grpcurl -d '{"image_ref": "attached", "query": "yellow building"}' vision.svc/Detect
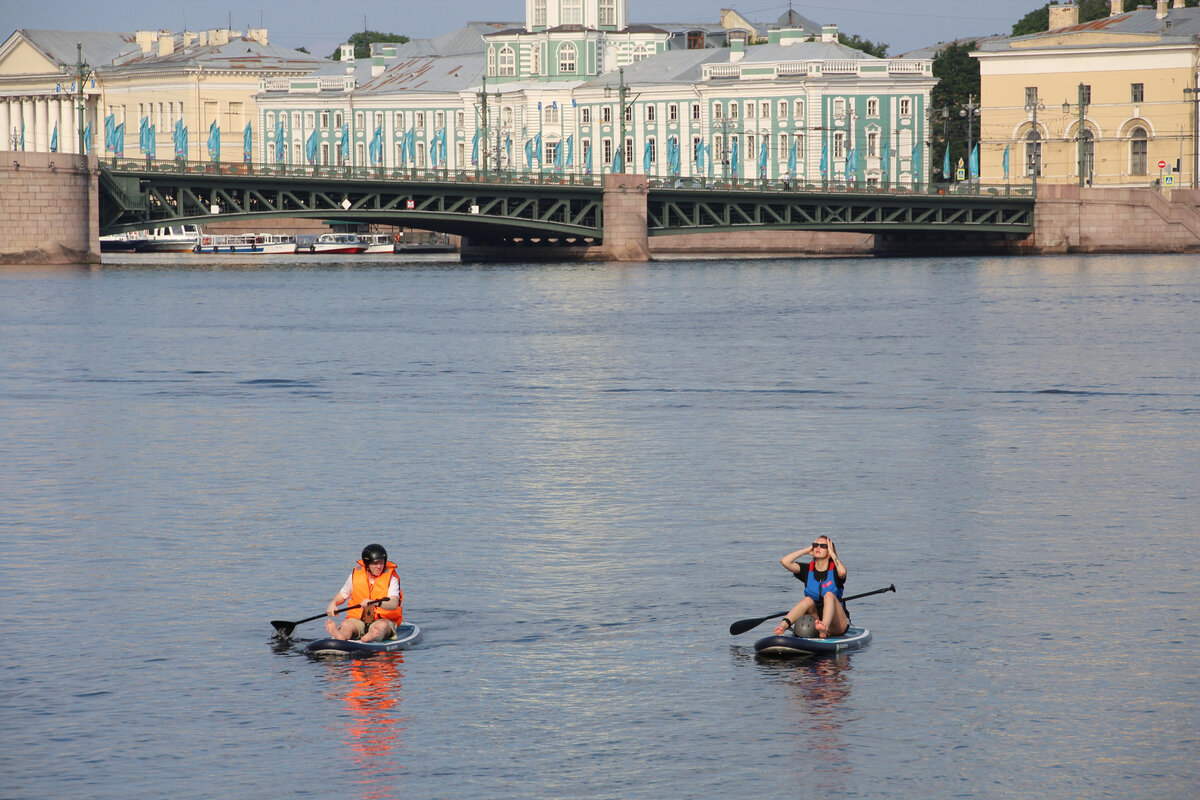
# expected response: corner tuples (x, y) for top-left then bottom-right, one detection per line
(973, 0), (1200, 189)
(0, 27), (324, 159)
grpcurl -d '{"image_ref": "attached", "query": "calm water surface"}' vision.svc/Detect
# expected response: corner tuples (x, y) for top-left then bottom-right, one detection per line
(1, 253), (1196, 799)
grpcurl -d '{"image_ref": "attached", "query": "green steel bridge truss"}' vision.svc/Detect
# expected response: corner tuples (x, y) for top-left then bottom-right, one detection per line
(98, 163), (1034, 242)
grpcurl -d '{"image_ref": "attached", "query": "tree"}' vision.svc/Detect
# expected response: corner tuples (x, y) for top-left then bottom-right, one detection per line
(839, 33), (889, 58)
(929, 42), (981, 181)
(331, 31), (411, 61)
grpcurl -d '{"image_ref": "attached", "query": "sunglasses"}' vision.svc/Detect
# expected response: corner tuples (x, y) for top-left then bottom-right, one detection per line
(811, 542), (828, 549)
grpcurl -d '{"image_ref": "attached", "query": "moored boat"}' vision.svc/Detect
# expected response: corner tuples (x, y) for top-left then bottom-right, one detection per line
(193, 233), (264, 254)
(139, 224), (202, 253)
(254, 233), (298, 254)
(306, 622), (422, 656)
(361, 233), (396, 254)
(99, 231), (148, 252)
(301, 233), (366, 254)
(754, 625), (872, 657)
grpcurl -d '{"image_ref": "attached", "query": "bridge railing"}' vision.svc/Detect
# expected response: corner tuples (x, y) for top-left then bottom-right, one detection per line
(101, 158), (1035, 197)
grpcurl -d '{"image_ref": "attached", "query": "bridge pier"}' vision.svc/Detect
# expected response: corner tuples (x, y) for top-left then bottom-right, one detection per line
(0, 152), (100, 265)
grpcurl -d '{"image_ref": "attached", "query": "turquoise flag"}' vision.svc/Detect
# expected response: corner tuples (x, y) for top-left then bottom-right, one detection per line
(612, 142), (622, 173)
(505, 133), (511, 166)
(970, 144), (979, 180)
(104, 114), (115, 152)
(244, 122), (252, 163)
(84, 121), (92, 154)
(695, 138), (705, 171)
(845, 146), (855, 181)
(787, 139), (796, 176)
(148, 124), (155, 158)
(274, 120), (285, 163)
(554, 139), (564, 171)
(566, 135), (573, 170)
(471, 130), (479, 166)
(113, 122), (124, 156)
(819, 141), (828, 176)
(669, 137), (680, 176)
(731, 137), (739, 178)
(943, 146), (951, 179)
(524, 138), (534, 167)
(207, 121), (220, 161)
(399, 129), (408, 167)
(1003, 144), (1010, 179)
(583, 139), (591, 175)
(305, 130), (317, 164)
(339, 123), (348, 162)
(758, 138), (768, 179)
(51, 123), (58, 153)
(643, 140), (651, 174)
(912, 141), (921, 183)
(882, 139), (890, 177)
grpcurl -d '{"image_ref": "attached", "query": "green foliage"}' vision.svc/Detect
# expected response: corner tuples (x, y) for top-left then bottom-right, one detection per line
(331, 31), (411, 61)
(839, 33), (889, 58)
(295, 46), (309, 54)
(929, 42), (981, 180)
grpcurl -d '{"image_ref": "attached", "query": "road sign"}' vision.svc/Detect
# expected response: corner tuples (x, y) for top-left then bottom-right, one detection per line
(956, 168), (966, 180)
(1158, 160), (1167, 169)
(1164, 174), (1175, 186)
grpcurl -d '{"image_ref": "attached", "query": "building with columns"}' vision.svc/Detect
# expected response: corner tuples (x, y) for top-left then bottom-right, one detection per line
(973, 0), (1200, 188)
(257, 0), (936, 186)
(0, 27), (324, 159)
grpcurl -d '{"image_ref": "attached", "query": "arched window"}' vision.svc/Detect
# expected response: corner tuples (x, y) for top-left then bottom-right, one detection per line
(498, 46), (515, 76)
(1024, 130), (1041, 177)
(1130, 126), (1147, 175)
(558, 42), (577, 74)
(633, 44), (649, 62)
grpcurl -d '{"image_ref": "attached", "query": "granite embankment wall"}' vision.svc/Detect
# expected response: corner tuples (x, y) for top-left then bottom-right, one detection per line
(1022, 184), (1200, 253)
(1, 152), (98, 265)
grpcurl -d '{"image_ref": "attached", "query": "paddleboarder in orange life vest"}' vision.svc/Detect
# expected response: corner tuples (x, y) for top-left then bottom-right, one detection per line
(773, 535), (848, 638)
(324, 544), (404, 642)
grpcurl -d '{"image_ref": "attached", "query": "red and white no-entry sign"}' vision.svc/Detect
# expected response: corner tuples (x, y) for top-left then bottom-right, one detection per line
(1158, 160), (1167, 169)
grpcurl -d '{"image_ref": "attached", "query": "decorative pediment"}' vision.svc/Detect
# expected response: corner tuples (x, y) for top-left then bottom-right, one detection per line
(0, 36), (64, 77)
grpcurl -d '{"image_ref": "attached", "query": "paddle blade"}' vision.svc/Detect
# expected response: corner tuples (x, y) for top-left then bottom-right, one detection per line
(729, 611), (787, 636)
(270, 620), (296, 638)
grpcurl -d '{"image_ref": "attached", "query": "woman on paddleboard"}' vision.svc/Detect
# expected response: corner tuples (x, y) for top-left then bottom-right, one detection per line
(324, 544), (404, 643)
(773, 535), (848, 638)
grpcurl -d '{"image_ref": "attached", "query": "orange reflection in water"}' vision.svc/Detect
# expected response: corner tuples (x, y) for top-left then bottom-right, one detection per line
(327, 654), (407, 800)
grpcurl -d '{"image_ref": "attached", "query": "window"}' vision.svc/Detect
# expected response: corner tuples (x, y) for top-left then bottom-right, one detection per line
(691, 103), (701, 121)
(435, 111), (444, 128)
(457, 111), (465, 128)
(668, 104), (678, 122)
(581, 107), (591, 124)
(488, 47), (496, 76)
(1024, 130), (1042, 177)
(417, 142), (426, 167)
(687, 31), (705, 49)
(646, 105), (656, 122)
(794, 99), (804, 118)
(633, 44), (649, 62)
(498, 46), (515, 76)
(647, 137), (656, 165)
(714, 103), (723, 120)
(624, 137), (633, 167)
(544, 104), (559, 124)
(603, 137), (612, 164)
(899, 97), (911, 116)
(503, 107), (514, 127)
(833, 132), (845, 159)
(1131, 127), (1147, 174)
(866, 98), (878, 117)
(746, 134), (755, 155)
(745, 101), (755, 118)
(562, 0), (582, 25)
(1081, 84), (1092, 105)
(599, 0), (616, 26)
(1025, 87), (1039, 108)
(761, 101), (770, 118)
(867, 131), (878, 158)
(354, 112), (363, 129)
(833, 98), (845, 117)
(335, 112), (343, 128)
(729, 102), (738, 119)
(602, 106), (612, 124)
(558, 43), (577, 74)
(415, 112), (425, 128)
(305, 112), (315, 127)
(375, 112), (383, 129)
(545, 140), (557, 166)
(531, 46), (541, 75)
(779, 100), (788, 118)
(320, 111), (329, 128)
(624, 104), (632, 123)
(1131, 83), (1144, 103)
(533, 0), (546, 27)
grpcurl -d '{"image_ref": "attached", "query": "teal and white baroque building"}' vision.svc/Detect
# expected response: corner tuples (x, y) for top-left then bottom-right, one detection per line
(256, 0), (936, 186)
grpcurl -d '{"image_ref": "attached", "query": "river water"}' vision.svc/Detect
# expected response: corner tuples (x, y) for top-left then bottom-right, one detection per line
(1, 252), (1196, 799)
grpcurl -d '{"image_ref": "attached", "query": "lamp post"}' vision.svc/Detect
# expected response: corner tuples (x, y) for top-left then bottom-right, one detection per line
(712, 117), (730, 181)
(477, 75), (490, 175)
(938, 105), (950, 180)
(1025, 93), (1044, 195)
(1185, 78), (1200, 189)
(1063, 83), (1090, 187)
(959, 94), (980, 185)
(73, 43), (93, 157)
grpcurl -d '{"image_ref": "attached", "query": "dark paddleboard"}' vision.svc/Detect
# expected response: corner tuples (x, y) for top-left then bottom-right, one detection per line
(754, 625), (871, 657)
(306, 622), (422, 656)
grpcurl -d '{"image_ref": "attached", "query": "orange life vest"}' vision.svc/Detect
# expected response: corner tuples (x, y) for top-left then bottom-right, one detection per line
(347, 559), (403, 623)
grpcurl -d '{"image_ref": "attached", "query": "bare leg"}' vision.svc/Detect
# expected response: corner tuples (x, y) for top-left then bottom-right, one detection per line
(814, 593), (849, 638)
(773, 597), (816, 635)
(360, 620), (392, 643)
(324, 618), (340, 638)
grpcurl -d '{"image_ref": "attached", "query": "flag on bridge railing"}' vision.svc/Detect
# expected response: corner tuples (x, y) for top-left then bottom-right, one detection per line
(104, 114), (115, 152)
(943, 146), (951, 180)
(611, 142), (622, 174)
(1002, 144), (1010, 179)
(758, 137), (768, 180)
(695, 137), (705, 171)
(669, 137), (680, 177)
(339, 123), (348, 164)
(583, 139), (591, 175)
(565, 134), (574, 170)
(471, 130), (479, 167)
(147, 124), (155, 159)
(730, 136), (739, 178)
(820, 141), (828, 177)
(244, 122), (252, 163)
(83, 121), (92, 154)
(969, 144), (979, 181)
(554, 138), (563, 172)
(51, 123), (58, 153)
(305, 129), (318, 164)
(207, 121), (220, 162)
(643, 140), (652, 174)
(788, 139), (796, 177)
(505, 133), (511, 167)
(882, 139), (890, 178)
(369, 125), (382, 166)
(912, 141), (921, 184)
(113, 122), (125, 157)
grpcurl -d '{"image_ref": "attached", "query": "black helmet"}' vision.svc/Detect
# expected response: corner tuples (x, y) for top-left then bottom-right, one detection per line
(361, 543), (388, 564)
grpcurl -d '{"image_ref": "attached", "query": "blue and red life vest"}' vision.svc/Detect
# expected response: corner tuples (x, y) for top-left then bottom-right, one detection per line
(796, 562), (844, 604)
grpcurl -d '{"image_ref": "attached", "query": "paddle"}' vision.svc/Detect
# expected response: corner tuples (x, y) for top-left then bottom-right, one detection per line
(728, 583), (896, 635)
(271, 598), (386, 639)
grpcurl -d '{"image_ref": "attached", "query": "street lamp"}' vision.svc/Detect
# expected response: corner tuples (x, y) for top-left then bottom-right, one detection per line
(73, 43), (94, 157)
(1025, 93), (1044, 195)
(1185, 79), (1200, 189)
(959, 94), (980, 185)
(1063, 83), (1090, 187)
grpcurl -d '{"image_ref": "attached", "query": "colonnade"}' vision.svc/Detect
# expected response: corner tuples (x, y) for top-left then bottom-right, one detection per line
(0, 95), (93, 154)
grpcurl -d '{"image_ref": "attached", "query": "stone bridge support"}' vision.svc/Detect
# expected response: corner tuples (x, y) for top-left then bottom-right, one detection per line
(0, 152), (99, 265)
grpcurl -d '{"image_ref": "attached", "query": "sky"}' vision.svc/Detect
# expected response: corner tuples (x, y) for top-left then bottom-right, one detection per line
(3, 0), (1045, 57)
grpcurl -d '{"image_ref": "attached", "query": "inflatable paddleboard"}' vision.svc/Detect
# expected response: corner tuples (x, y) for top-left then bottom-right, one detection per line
(306, 622), (422, 656)
(754, 625), (871, 657)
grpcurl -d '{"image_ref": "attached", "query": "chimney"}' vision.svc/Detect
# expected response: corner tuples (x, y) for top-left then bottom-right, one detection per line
(372, 56), (386, 77)
(1174, 0), (1184, 8)
(246, 28), (268, 45)
(1157, 0), (1168, 18)
(340, 43), (355, 62)
(182, 31), (196, 48)
(157, 34), (174, 57)
(729, 38), (744, 62)
(821, 24), (838, 43)
(1049, 2), (1080, 29)
(1111, 0), (1122, 13)
(135, 30), (155, 54)
(212, 29), (230, 46)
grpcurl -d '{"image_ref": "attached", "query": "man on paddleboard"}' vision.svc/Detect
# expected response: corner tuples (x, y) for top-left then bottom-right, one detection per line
(324, 544), (404, 642)
(773, 536), (848, 638)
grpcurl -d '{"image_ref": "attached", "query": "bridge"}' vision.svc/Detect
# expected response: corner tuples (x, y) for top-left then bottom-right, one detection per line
(82, 158), (1036, 260)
